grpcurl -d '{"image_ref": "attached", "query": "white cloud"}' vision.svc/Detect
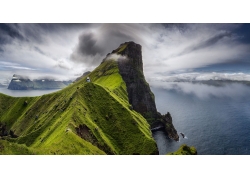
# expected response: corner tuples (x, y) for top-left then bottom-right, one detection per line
(148, 72), (250, 82)
(0, 23), (250, 84)
(105, 53), (127, 61)
(151, 81), (250, 100)
(142, 24), (250, 78)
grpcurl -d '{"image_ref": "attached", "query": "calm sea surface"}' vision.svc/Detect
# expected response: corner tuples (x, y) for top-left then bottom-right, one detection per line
(1, 83), (250, 155)
(151, 82), (250, 155)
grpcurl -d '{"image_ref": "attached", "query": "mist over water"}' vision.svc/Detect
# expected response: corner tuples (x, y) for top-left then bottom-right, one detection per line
(0, 88), (60, 97)
(150, 81), (250, 100)
(151, 82), (250, 155)
(1, 82), (250, 155)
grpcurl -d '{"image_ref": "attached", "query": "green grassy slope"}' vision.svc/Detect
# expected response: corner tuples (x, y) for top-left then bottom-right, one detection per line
(167, 144), (197, 155)
(0, 59), (158, 155)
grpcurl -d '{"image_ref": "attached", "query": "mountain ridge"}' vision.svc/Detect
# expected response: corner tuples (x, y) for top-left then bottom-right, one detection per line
(0, 43), (159, 154)
(104, 41), (179, 141)
(0, 41), (180, 154)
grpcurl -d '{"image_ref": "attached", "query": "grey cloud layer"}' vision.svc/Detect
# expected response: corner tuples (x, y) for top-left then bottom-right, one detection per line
(0, 23), (250, 84)
(151, 81), (250, 100)
(0, 24), (93, 82)
(70, 24), (141, 66)
(148, 72), (250, 82)
(176, 31), (232, 57)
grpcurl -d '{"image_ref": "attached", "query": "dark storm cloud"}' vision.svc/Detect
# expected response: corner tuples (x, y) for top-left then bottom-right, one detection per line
(0, 24), (25, 41)
(178, 31), (232, 57)
(36, 23), (94, 32)
(142, 23), (250, 79)
(98, 24), (138, 51)
(233, 23), (250, 44)
(70, 24), (142, 66)
(0, 23), (94, 83)
(76, 32), (104, 56)
(70, 28), (134, 60)
(0, 23), (95, 45)
(0, 24), (26, 45)
(0, 23), (95, 65)
(1, 23), (250, 85)
(70, 32), (105, 65)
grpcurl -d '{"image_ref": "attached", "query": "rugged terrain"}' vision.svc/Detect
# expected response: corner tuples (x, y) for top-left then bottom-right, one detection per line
(0, 41), (180, 154)
(104, 42), (179, 141)
(0, 42), (161, 155)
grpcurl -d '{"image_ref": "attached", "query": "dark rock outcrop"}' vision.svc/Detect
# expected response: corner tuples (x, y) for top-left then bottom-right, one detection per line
(180, 132), (185, 138)
(0, 123), (18, 138)
(160, 112), (179, 141)
(75, 124), (114, 155)
(109, 42), (158, 122)
(104, 41), (179, 141)
(9, 130), (18, 138)
(23, 100), (28, 106)
(0, 123), (8, 136)
(151, 112), (179, 141)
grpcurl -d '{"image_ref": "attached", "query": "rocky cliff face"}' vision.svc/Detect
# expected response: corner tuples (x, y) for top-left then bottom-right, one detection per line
(104, 41), (179, 141)
(0, 55), (158, 155)
(8, 75), (33, 90)
(109, 42), (158, 122)
(160, 112), (179, 141)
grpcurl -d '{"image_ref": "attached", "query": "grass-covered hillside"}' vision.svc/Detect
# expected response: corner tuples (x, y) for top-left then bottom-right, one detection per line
(167, 144), (197, 155)
(0, 59), (158, 155)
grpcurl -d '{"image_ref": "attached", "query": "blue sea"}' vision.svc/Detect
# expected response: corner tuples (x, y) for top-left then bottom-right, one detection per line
(1, 82), (250, 155)
(151, 82), (250, 155)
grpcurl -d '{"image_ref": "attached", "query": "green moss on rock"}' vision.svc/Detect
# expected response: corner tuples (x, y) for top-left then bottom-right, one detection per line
(167, 144), (197, 155)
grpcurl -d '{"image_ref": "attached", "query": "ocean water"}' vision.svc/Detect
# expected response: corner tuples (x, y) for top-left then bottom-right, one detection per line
(0, 88), (61, 97)
(151, 82), (250, 155)
(1, 82), (250, 155)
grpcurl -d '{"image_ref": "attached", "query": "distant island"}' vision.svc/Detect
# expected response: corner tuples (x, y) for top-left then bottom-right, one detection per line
(0, 83), (7, 88)
(8, 74), (72, 90)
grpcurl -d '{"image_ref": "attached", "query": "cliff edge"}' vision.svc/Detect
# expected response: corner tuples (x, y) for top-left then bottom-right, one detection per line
(0, 42), (159, 155)
(104, 41), (179, 141)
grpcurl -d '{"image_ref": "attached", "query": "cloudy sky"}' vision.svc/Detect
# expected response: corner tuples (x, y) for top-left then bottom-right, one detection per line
(0, 23), (250, 85)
